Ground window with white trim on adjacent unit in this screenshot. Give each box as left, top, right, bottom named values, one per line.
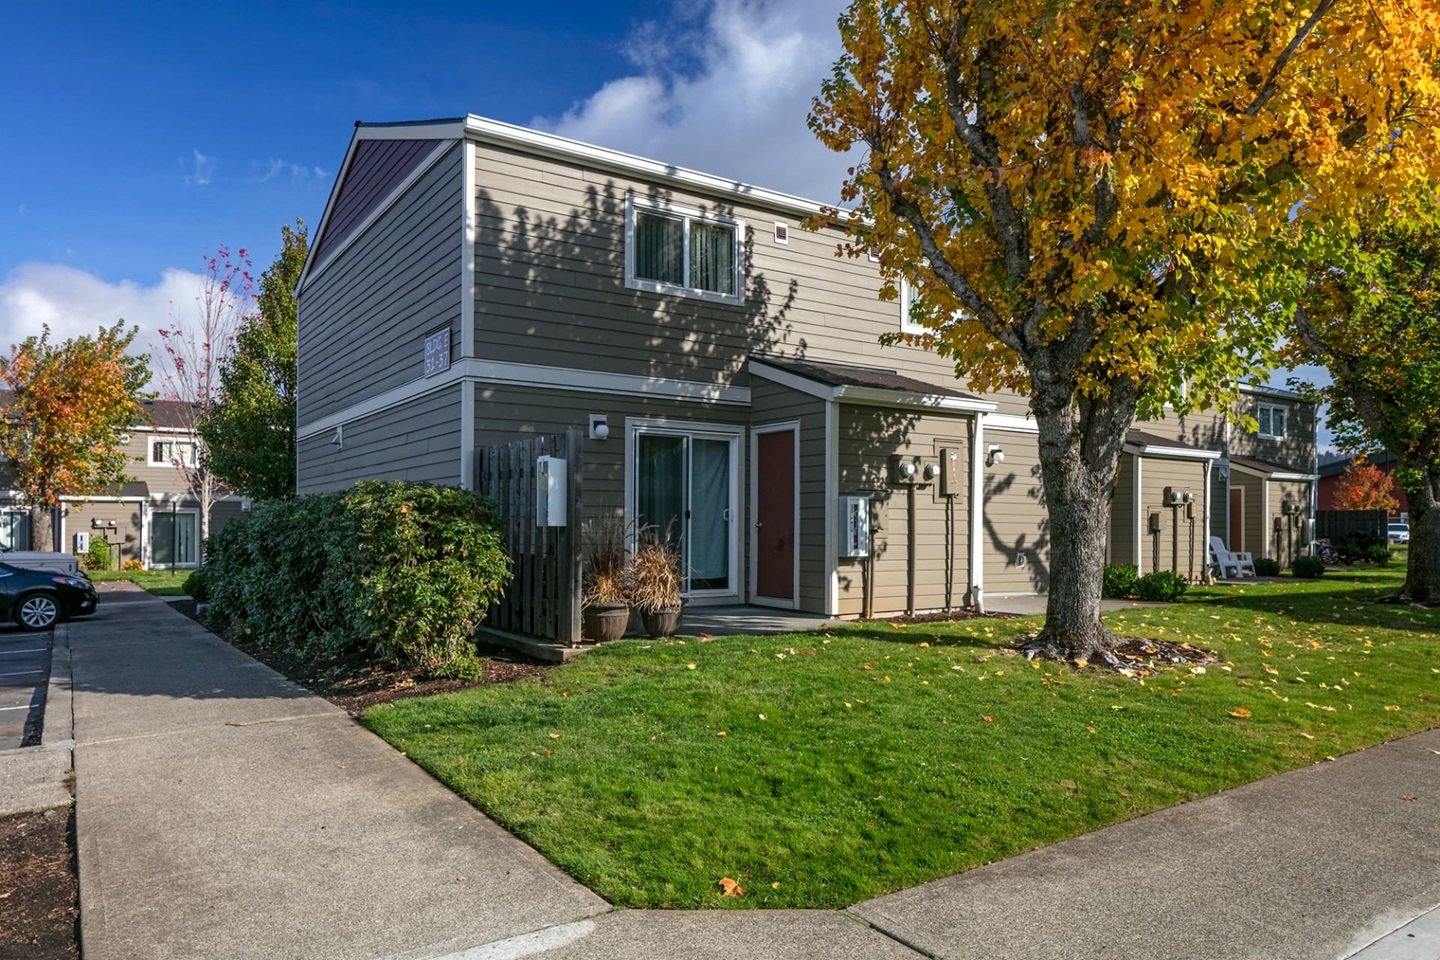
left=1257, top=403, right=1288, bottom=439
left=149, top=438, right=198, bottom=468
left=625, top=196, right=742, bottom=304
left=898, top=280, right=928, bottom=335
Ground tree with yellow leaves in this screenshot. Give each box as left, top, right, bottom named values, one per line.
left=810, top=0, right=1440, bottom=664
left=0, top=323, right=150, bottom=551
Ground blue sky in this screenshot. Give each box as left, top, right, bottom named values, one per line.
left=0, top=0, right=1329, bottom=445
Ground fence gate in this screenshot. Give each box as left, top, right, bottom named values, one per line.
left=477, top=429, right=584, bottom=646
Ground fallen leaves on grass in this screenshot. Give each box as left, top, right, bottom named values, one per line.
left=718, top=877, right=745, bottom=897
left=1229, top=708, right=1253, bottom=719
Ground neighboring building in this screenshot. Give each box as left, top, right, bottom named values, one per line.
left=293, top=115, right=1318, bottom=617
left=0, top=398, right=246, bottom=569
left=1318, top=451, right=1409, bottom=521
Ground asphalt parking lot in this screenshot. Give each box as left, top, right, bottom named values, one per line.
left=0, top=626, right=51, bottom=749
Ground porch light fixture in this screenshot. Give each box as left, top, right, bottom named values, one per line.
left=588, top=415, right=610, bottom=441
left=986, top=445, right=1005, bottom=466
left=330, top=426, right=343, bottom=448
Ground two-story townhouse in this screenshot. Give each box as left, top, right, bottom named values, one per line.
left=0, top=397, right=247, bottom=568
left=294, top=116, right=1316, bottom=620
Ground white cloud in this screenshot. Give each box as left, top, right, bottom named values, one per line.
left=250, top=158, right=330, bottom=184
left=183, top=148, right=215, bottom=187
left=0, top=263, right=207, bottom=381
left=536, top=0, right=853, bottom=202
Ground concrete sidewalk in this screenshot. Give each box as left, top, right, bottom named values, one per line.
left=68, top=583, right=1440, bottom=959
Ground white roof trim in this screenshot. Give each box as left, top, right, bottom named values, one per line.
left=1239, top=382, right=1302, bottom=401
left=1125, top=443, right=1222, bottom=462
left=747, top=358, right=996, bottom=414
left=1228, top=459, right=1318, bottom=481
left=985, top=413, right=1040, bottom=434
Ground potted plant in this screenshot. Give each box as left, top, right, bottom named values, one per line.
left=581, top=517, right=630, bottom=642
left=630, top=524, right=684, bottom=638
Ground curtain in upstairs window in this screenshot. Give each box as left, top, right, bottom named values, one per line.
left=634, top=211, right=683, bottom=286
left=689, top=221, right=735, bottom=296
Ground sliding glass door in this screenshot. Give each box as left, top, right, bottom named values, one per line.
left=634, top=426, right=738, bottom=596
left=151, top=509, right=198, bottom=567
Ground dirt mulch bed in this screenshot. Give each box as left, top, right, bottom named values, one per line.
left=0, top=807, right=78, bottom=960
left=228, top=638, right=548, bottom=716
left=865, top=609, right=1015, bottom=626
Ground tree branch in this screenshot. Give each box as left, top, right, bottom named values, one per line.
left=1245, top=0, right=1339, bottom=117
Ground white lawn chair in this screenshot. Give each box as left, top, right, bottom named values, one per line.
left=1209, top=536, right=1256, bottom=578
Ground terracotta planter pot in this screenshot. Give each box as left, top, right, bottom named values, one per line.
left=582, top=603, right=630, bottom=642
left=640, top=605, right=684, bottom=639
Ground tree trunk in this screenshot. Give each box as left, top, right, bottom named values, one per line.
left=199, top=471, right=212, bottom=565
left=1022, top=378, right=1141, bottom=663
left=30, top=504, right=54, bottom=552
left=1400, top=469, right=1440, bottom=604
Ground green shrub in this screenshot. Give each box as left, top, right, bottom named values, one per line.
left=1366, top=543, right=1393, bottom=565
left=183, top=567, right=208, bottom=601
left=1291, top=555, right=1326, bottom=579
left=81, top=537, right=111, bottom=571
left=1134, top=570, right=1188, bottom=603
left=205, top=482, right=510, bottom=675
left=1254, top=557, right=1282, bottom=576
left=1102, top=564, right=1138, bottom=599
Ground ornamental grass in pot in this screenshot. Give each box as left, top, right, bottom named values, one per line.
left=631, top=524, right=684, bottom=638
left=581, top=517, right=630, bottom=642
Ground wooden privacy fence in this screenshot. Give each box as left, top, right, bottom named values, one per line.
left=1316, top=509, right=1387, bottom=543
left=478, top=429, right=584, bottom=646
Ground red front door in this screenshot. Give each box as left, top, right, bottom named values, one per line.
left=1229, top=487, right=1245, bottom=552
left=755, top=429, right=796, bottom=601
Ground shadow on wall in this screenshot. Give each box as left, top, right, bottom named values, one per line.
left=474, top=181, right=803, bottom=394
left=70, top=504, right=144, bottom=566
left=834, top=406, right=926, bottom=607
left=985, top=458, right=1050, bottom=593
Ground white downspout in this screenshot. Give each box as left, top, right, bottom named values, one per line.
left=970, top=412, right=985, bottom=612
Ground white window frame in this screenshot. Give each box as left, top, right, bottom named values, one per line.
left=624, top=194, right=744, bottom=306
left=148, top=506, right=200, bottom=569
left=148, top=436, right=199, bottom=468
left=623, top=416, right=744, bottom=602
left=0, top=507, right=30, bottom=551
left=899, top=280, right=927, bottom=335
left=1257, top=403, right=1288, bottom=440
left=748, top=420, right=801, bottom=610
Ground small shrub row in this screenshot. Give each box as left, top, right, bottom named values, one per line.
left=1101, top=564, right=1188, bottom=602
left=1254, top=557, right=1282, bottom=576
left=80, top=537, right=111, bottom=571
left=1291, top=555, right=1326, bottom=579
left=1332, top=531, right=1392, bottom=566
left=204, top=481, right=510, bottom=676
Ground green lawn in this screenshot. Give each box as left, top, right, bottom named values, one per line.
left=86, top=569, right=191, bottom=596
left=363, top=565, right=1440, bottom=909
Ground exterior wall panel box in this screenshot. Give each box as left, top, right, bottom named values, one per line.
left=838, top=496, right=871, bottom=558
left=536, top=456, right=568, bottom=527
left=939, top=448, right=962, bottom=496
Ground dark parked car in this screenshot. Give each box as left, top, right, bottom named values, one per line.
left=0, top=562, right=97, bottom=630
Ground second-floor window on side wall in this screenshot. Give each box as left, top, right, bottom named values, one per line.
left=899, top=280, right=927, bottom=335
left=1257, top=403, right=1288, bottom=439
left=150, top=438, right=198, bottom=468
left=625, top=195, right=743, bottom=305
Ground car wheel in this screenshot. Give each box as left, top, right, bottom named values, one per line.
left=15, top=593, right=60, bottom=631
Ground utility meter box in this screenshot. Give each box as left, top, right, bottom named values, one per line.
left=938, top=447, right=962, bottom=497
left=838, top=496, right=871, bottom=558
left=73, top=531, right=90, bottom=554
left=536, top=456, right=568, bottom=527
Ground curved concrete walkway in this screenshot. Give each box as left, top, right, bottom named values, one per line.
left=64, top=584, right=1440, bottom=959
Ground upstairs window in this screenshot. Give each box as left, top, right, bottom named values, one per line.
left=1257, top=403, right=1288, bottom=439
left=150, top=438, right=198, bottom=468
left=898, top=280, right=927, bottom=335
left=626, top=196, right=742, bottom=304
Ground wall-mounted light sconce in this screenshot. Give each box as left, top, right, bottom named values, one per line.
left=986, top=445, right=1005, bottom=466
left=330, top=426, right=343, bottom=449
left=588, top=414, right=610, bottom=441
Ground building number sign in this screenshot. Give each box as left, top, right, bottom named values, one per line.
left=423, top=329, right=451, bottom=377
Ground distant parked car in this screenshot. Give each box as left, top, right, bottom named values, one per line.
left=0, top=562, right=97, bottom=630
left=0, top=549, right=81, bottom=575
left=1388, top=522, right=1410, bottom=545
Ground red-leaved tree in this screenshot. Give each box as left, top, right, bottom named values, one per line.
left=153, top=247, right=254, bottom=559
left=1333, top=456, right=1400, bottom=513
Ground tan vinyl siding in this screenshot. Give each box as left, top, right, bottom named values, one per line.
left=982, top=430, right=1049, bottom=595
left=298, top=142, right=463, bottom=425
left=835, top=405, right=974, bottom=616
left=297, top=386, right=462, bottom=494
left=1109, top=454, right=1136, bottom=568
left=1136, top=457, right=1208, bottom=580
left=1266, top=479, right=1312, bottom=567
left=1230, top=397, right=1318, bottom=474
left=65, top=500, right=144, bottom=565
left=1132, top=408, right=1227, bottom=451
left=749, top=381, right=826, bottom=612
left=470, top=143, right=1031, bottom=415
